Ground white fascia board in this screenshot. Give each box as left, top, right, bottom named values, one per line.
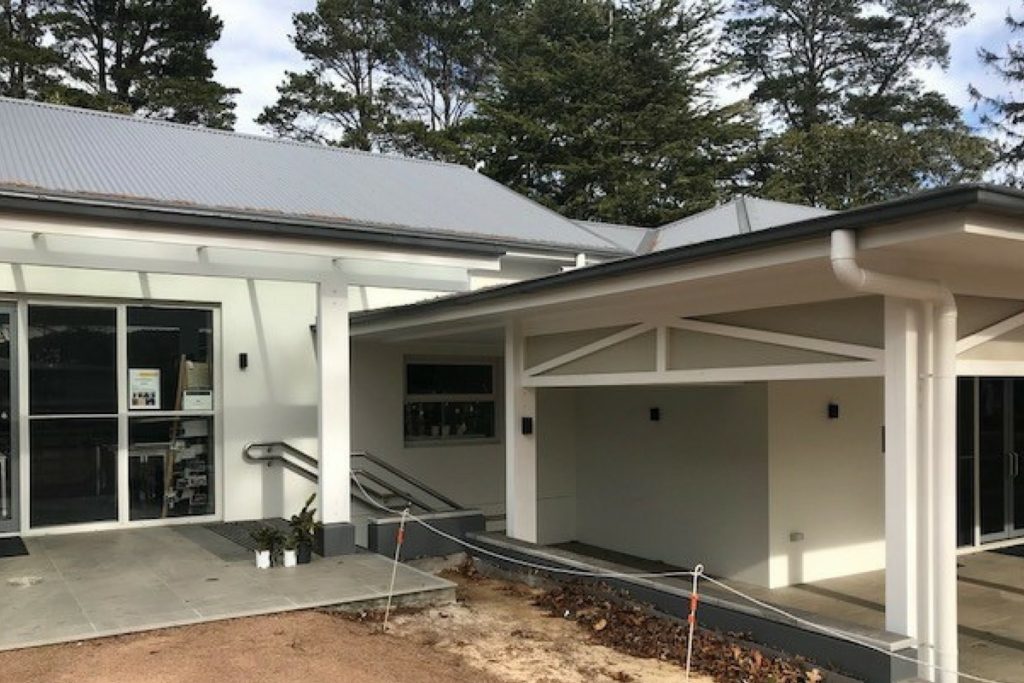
left=354, top=239, right=828, bottom=337
left=0, top=212, right=502, bottom=271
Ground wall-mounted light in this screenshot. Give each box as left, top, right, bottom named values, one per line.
left=521, top=417, right=534, bottom=435
left=239, top=352, right=249, bottom=370
left=649, top=407, right=661, bottom=422
left=827, top=402, right=840, bottom=419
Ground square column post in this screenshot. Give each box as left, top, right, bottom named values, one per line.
left=884, top=297, right=919, bottom=638
left=315, top=272, right=355, bottom=556
left=505, top=322, right=537, bottom=542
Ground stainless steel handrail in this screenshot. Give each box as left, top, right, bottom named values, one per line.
left=242, top=442, right=464, bottom=512
left=352, top=450, right=463, bottom=511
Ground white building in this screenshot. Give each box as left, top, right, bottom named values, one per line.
left=2, top=97, right=1023, bottom=682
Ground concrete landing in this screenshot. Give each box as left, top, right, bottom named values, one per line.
left=0, top=526, right=454, bottom=651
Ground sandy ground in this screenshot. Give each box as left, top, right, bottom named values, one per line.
left=0, top=574, right=712, bottom=683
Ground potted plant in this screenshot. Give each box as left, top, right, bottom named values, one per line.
left=289, top=493, right=322, bottom=565
left=250, top=526, right=284, bottom=569
left=282, top=533, right=298, bottom=568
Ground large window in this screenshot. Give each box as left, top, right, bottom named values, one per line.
left=26, top=302, right=216, bottom=528
left=403, top=360, right=497, bottom=444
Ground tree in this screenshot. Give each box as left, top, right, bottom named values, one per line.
left=972, top=3, right=1024, bottom=182
left=258, top=0, right=396, bottom=150
left=724, top=0, right=992, bottom=207
left=47, top=0, right=237, bottom=127
left=0, top=0, right=64, bottom=99
left=468, top=0, right=754, bottom=226
left=259, top=0, right=500, bottom=156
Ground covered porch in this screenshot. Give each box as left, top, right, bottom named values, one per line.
left=352, top=186, right=1024, bottom=683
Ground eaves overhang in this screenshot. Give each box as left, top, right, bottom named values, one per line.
left=352, top=184, right=1024, bottom=329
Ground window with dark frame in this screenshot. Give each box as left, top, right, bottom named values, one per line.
left=404, top=361, right=497, bottom=443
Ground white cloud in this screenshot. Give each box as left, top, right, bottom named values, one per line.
left=208, top=0, right=313, bottom=134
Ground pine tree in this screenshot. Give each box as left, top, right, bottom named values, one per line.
left=725, top=0, right=992, bottom=208
left=972, top=3, right=1024, bottom=182
left=469, top=0, right=754, bottom=226
left=48, top=0, right=237, bottom=127
left=0, top=0, right=64, bottom=99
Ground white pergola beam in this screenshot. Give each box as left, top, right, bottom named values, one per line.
left=524, top=323, right=654, bottom=376
left=956, top=309, right=1024, bottom=354
left=670, top=318, right=883, bottom=361
left=523, top=360, right=882, bottom=387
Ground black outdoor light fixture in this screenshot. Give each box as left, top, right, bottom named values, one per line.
left=827, top=402, right=840, bottom=419
left=239, top=352, right=249, bottom=370
left=521, top=417, right=534, bottom=435
left=649, top=407, right=661, bottom=422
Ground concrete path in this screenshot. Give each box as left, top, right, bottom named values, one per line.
left=0, top=526, right=453, bottom=651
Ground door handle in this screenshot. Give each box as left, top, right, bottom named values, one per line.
left=1013, top=451, right=1021, bottom=478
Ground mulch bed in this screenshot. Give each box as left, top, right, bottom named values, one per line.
left=534, top=581, right=826, bottom=683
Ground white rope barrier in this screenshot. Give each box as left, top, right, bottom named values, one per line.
left=350, top=474, right=1011, bottom=683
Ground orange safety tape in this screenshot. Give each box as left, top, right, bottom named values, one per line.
left=397, top=528, right=405, bottom=544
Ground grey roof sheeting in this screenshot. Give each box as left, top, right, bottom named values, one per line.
left=571, top=219, right=656, bottom=253
left=0, top=97, right=626, bottom=255
left=652, top=196, right=834, bottom=251
left=354, top=183, right=1024, bottom=327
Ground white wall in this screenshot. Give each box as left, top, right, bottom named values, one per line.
left=0, top=264, right=320, bottom=525
left=569, top=385, right=772, bottom=585
left=766, top=378, right=885, bottom=588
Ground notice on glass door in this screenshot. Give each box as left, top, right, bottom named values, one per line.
left=129, top=368, right=161, bottom=409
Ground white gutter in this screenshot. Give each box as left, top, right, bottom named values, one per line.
left=830, top=229, right=957, bottom=683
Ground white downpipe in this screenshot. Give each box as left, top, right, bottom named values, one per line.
left=917, top=303, right=935, bottom=680
left=830, top=230, right=958, bottom=683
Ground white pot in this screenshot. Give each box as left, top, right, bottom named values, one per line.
left=255, top=549, right=271, bottom=569
left=283, top=549, right=297, bottom=568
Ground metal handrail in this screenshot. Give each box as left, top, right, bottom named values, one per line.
left=351, top=467, right=435, bottom=513
left=352, top=450, right=463, bottom=511
left=242, top=441, right=319, bottom=483
left=242, top=442, right=464, bottom=512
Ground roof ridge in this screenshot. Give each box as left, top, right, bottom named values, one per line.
left=0, top=96, right=470, bottom=172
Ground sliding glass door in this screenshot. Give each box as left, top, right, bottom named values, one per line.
left=25, top=302, right=216, bottom=530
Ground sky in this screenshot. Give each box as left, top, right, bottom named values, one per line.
left=208, top=0, right=1018, bottom=136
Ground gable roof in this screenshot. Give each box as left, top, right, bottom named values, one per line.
left=571, top=219, right=656, bottom=253
left=0, top=97, right=626, bottom=256
left=652, top=196, right=834, bottom=251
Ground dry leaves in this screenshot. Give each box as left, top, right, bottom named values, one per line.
left=534, top=581, right=827, bottom=683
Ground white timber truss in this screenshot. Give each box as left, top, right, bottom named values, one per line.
left=522, top=316, right=885, bottom=388
left=955, top=307, right=1024, bottom=377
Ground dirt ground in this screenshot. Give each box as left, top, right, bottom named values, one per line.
left=0, top=574, right=713, bottom=683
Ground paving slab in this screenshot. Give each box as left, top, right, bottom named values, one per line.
left=0, top=526, right=453, bottom=651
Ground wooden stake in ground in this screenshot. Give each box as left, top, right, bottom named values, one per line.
left=685, top=564, right=704, bottom=681
left=382, top=508, right=410, bottom=632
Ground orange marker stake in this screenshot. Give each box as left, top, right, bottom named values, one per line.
left=685, top=564, right=705, bottom=682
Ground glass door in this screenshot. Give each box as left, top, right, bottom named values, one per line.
left=975, top=377, right=1024, bottom=544
left=0, top=306, right=17, bottom=534
left=1012, top=380, right=1024, bottom=535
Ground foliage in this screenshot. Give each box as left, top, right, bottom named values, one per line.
left=0, top=0, right=65, bottom=100
left=467, top=0, right=755, bottom=226
left=45, top=0, right=237, bottom=127
left=972, top=2, right=1024, bottom=183
left=288, top=493, right=322, bottom=548
left=724, top=0, right=992, bottom=207
left=250, top=526, right=286, bottom=553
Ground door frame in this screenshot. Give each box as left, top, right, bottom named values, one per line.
left=970, top=377, right=1024, bottom=546
left=0, top=303, right=18, bottom=534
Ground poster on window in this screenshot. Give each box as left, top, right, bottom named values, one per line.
left=129, top=368, right=161, bottom=409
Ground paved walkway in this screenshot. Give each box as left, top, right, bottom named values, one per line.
left=0, top=526, right=454, bottom=651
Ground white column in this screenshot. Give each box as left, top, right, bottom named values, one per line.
left=505, top=322, right=537, bottom=542
left=317, top=273, right=351, bottom=532
left=883, top=297, right=919, bottom=638
left=933, top=303, right=959, bottom=683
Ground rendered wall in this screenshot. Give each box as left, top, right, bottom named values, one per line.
left=0, top=264, right=320, bottom=525
left=766, top=378, right=885, bottom=588
left=571, top=385, right=772, bottom=586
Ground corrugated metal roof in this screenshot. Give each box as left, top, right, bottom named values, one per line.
left=571, top=219, right=655, bottom=253
left=652, top=197, right=833, bottom=251
left=0, top=97, right=625, bottom=254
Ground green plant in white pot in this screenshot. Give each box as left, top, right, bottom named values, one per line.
left=250, top=526, right=284, bottom=569
left=283, top=533, right=298, bottom=568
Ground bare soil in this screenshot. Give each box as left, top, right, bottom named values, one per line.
left=0, top=573, right=713, bottom=683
